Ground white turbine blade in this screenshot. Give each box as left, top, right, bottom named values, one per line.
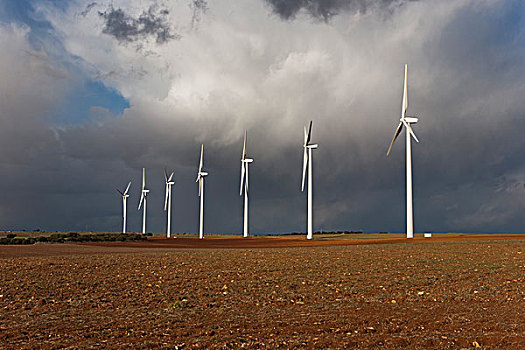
left=245, top=163, right=249, bottom=194
left=306, top=120, right=313, bottom=144
left=142, top=168, right=146, bottom=190
left=240, top=162, right=245, bottom=196
left=199, top=144, right=204, bottom=173
left=301, top=147, right=308, bottom=191
left=402, top=64, right=408, bottom=118
left=138, top=193, right=144, bottom=210
left=406, top=123, right=420, bottom=143
left=124, top=181, right=131, bottom=195
left=198, top=177, right=202, bottom=197
left=242, top=130, right=247, bottom=160
left=164, top=168, right=168, bottom=182
left=168, top=172, right=174, bottom=182
left=387, top=121, right=404, bottom=156
left=164, top=184, right=169, bottom=211
left=303, top=126, right=307, bottom=147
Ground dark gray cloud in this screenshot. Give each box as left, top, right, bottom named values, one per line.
left=263, top=0, right=409, bottom=21
left=4, top=0, right=525, bottom=235
left=98, top=5, right=178, bottom=44
left=191, top=0, right=208, bottom=28
left=80, top=2, right=97, bottom=17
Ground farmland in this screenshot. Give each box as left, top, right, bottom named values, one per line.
left=1, top=235, right=525, bottom=348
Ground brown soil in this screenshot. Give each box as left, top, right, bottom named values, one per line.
left=1, top=235, right=524, bottom=348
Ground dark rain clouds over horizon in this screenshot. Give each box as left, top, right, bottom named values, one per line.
left=1, top=0, right=525, bottom=234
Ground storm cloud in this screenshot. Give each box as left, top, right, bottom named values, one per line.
left=263, top=0, right=413, bottom=21
left=1, top=0, right=525, bottom=234
left=98, top=5, right=177, bottom=44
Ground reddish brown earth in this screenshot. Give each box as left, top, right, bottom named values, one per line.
left=1, top=235, right=525, bottom=349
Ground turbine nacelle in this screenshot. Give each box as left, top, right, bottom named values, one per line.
left=403, top=116, right=418, bottom=124
left=302, top=120, right=317, bottom=192
left=117, top=181, right=132, bottom=198
left=242, top=158, right=254, bottom=163
left=387, top=65, right=420, bottom=156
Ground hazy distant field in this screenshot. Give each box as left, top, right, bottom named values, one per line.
left=1, top=236, right=524, bottom=348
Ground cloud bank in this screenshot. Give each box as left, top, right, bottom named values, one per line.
left=1, top=0, right=525, bottom=234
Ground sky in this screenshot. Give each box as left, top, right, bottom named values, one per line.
left=1, top=0, right=525, bottom=234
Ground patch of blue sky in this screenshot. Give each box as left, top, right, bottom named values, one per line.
left=2, top=1, right=130, bottom=124
left=53, top=80, right=130, bottom=125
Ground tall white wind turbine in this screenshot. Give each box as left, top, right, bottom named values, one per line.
left=240, top=130, right=254, bottom=238
left=164, top=169, right=175, bottom=238
left=196, top=145, right=208, bottom=239
left=386, top=64, right=420, bottom=239
left=301, top=121, right=318, bottom=240
left=116, top=181, right=131, bottom=234
left=138, top=168, right=150, bottom=234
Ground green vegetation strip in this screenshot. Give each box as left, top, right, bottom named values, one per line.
left=0, top=232, right=146, bottom=245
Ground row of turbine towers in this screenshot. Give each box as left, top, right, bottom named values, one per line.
left=117, top=64, right=419, bottom=239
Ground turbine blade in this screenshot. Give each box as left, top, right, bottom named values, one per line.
left=199, top=144, right=204, bottom=173
left=245, top=163, right=249, bottom=194
left=116, top=189, right=124, bottom=196
left=198, top=177, right=202, bottom=197
left=240, top=162, right=245, bottom=196
left=242, top=130, right=247, bottom=160
left=168, top=172, right=174, bottom=182
left=164, top=184, right=169, bottom=211
left=301, top=147, right=308, bottom=191
left=387, top=121, right=403, bottom=156
left=164, top=168, right=168, bottom=182
left=124, top=181, right=131, bottom=195
left=307, top=120, right=313, bottom=144
left=138, top=193, right=144, bottom=210
left=402, top=64, right=408, bottom=118
left=407, top=124, right=420, bottom=143
left=303, top=126, right=307, bottom=147
left=142, top=168, right=145, bottom=190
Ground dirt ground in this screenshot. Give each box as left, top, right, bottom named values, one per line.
left=1, top=235, right=524, bottom=349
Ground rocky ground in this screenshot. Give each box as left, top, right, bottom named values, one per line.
left=1, top=236, right=524, bottom=349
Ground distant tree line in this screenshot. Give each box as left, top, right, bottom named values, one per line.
left=285, top=230, right=364, bottom=235
left=0, top=232, right=146, bottom=245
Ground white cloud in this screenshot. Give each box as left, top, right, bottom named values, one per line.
left=2, top=0, right=525, bottom=233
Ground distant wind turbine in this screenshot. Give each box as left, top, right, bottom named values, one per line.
left=138, top=168, right=150, bottom=234
left=240, top=130, right=254, bottom=238
left=386, top=64, right=420, bottom=239
left=116, top=181, right=131, bottom=234
left=196, top=145, right=208, bottom=239
left=164, top=169, right=175, bottom=238
left=302, top=121, right=318, bottom=240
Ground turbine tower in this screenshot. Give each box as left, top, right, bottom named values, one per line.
left=301, top=120, right=318, bottom=240
left=138, top=168, right=150, bottom=234
left=240, top=130, right=254, bottom=238
left=196, top=144, right=208, bottom=239
left=116, top=181, right=131, bottom=234
left=386, top=64, right=420, bottom=239
left=164, top=169, right=175, bottom=238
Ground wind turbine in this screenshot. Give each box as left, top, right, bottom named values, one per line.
left=301, top=120, right=318, bottom=240
left=138, top=168, right=150, bottom=234
left=116, top=181, right=131, bottom=234
left=386, top=64, right=420, bottom=239
left=196, top=144, right=208, bottom=239
left=240, top=130, right=254, bottom=238
left=164, top=169, right=175, bottom=238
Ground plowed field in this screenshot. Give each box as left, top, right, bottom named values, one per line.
left=1, top=235, right=524, bottom=349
